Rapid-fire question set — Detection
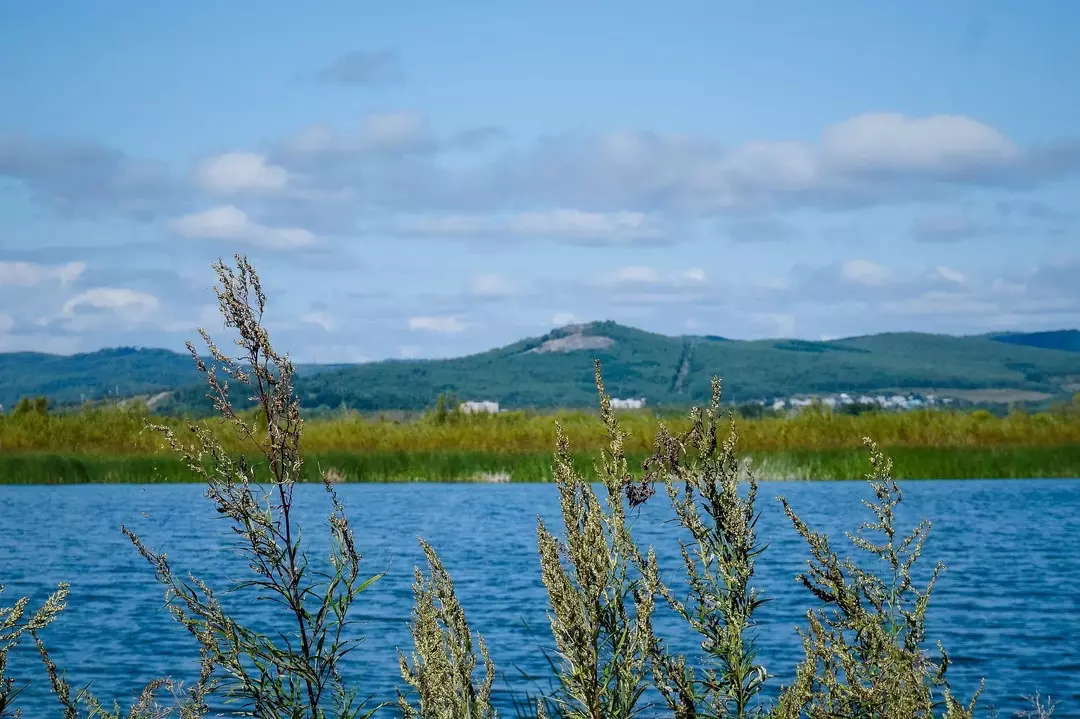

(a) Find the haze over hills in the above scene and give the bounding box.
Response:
[3,325,1078,414]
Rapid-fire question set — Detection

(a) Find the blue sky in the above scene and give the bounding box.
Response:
[1,1,1077,362]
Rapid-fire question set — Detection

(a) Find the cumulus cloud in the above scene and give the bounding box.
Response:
[61,288,160,324]
[551,311,579,326]
[819,113,1019,177]
[314,48,404,86]
[408,315,467,333]
[169,206,317,249]
[393,112,1077,217]
[193,152,289,195]
[0,260,85,286]
[7,111,1080,235]
[302,310,333,332]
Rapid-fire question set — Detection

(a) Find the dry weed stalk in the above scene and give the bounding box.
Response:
[398,538,496,719]
[123,255,382,718]
[535,361,657,719]
[771,439,981,719]
[636,377,770,719]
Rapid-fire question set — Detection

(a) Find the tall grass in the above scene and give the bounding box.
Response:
[4,444,1080,485]
[2,400,1078,456]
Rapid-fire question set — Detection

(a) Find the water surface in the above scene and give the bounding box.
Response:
[1,479,1077,717]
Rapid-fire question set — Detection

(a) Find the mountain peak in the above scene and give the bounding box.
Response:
[526,322,615,354]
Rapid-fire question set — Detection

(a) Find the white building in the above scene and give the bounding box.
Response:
[459,400,500,414]
[610,397,647,410]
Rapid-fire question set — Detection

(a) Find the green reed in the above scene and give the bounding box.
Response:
[3,445,1079,485]
[3,398,1079,457]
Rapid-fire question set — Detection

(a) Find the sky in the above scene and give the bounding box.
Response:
[1,1,1078,362]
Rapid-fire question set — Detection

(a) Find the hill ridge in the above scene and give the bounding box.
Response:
[2,324,1077,411]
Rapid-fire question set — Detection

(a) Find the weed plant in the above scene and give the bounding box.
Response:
[0,256,1062,718]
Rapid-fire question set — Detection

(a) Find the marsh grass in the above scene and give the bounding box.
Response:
[0,255,1064,718]
[3,445,1080,485]
[3,399,1078,458]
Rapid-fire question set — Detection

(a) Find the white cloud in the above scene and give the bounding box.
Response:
[399,209,667,244]
[469,274,514,297]
[408,315,467,333]
[194,152,289,195]
[61,288,160,322]
[551,312,579,326]
[169,205,316,249]
[840,259,890,287]
[934,266,966,284]
[0,260,85,286]
[398,344,421,358]
[302,310,333,332]
[821,113,1019,175]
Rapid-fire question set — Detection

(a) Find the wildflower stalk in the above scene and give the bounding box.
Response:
[637,377,769,719]
[123,254,381,718]
[398,538,496,719]
[535,361,656,719]
[772,438,981,719]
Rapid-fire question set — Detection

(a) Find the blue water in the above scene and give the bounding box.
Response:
[1,479,1078,717]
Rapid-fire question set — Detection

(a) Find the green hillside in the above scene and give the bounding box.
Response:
[4,323,1078,414]
[0,347,342,409]
[991,329,1080,353]
[153,323,1079,414]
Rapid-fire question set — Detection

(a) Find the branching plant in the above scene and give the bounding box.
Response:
[771,438,981,719]
[535,361,657,719]
[1,582,70,718]
[398,538,496,719]
[123,255,382,718]
[635,377,770,719]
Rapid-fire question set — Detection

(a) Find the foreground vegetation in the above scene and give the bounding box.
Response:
[0,257,1064,718]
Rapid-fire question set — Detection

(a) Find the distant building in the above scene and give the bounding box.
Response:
[610,397,647,410]
[459,400,500,414]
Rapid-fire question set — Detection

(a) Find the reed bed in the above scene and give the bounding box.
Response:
[2,402,1079,457]
[4,444,1079,484]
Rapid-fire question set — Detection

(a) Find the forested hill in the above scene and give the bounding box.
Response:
[6,323,1075,413]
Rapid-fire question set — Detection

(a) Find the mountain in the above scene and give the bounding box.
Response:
[990,329,1080,353]
[0,346,342,410]
[4,323,1078,413]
